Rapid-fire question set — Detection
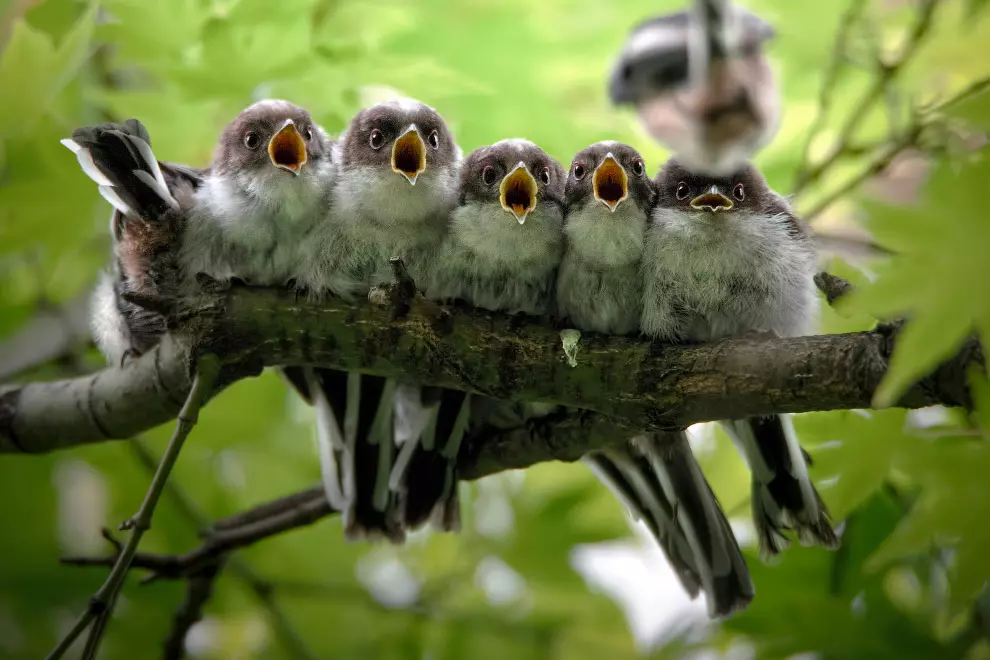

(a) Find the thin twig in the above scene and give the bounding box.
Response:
[64,493,336,581]
[163,559,224,660]
[48,354,220,660]
[112,446,324,660]
[794,0,940,196]
[803,71,990,221]
[791,0,868,190]
[211,486,325,532]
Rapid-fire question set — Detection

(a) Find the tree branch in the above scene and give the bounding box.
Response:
[48,356,220,660]
[3,275,981,479]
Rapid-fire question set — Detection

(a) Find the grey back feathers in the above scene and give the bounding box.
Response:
[425,139,565,316]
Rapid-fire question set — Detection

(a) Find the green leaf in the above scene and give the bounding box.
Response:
[0,3,95,137]
[844,151,990,406]
[944,83,990,133]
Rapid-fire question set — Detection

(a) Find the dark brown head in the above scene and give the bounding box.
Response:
[565,141,654,214]
[457,139,565,224]
[338,98,459,185]
[653,157,773,214]
[211,100,331,179]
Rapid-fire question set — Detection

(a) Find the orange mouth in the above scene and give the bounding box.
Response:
[593,154,628,212]
[268,121,307,174]
[499,163,538,224]
[391,127,427,184]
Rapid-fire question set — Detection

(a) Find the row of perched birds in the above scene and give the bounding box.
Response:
[65,95,838,619]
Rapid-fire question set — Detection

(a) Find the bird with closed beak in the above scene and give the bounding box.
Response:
[558,142,753,618]
[288,98,462,543]
[643,157,839,559]
[608,1,779,176]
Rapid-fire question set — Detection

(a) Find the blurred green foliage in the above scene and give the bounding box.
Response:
[1,0,990,658]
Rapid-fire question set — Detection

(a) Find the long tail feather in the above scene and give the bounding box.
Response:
[721,415,839,558]
[587,432,754,618]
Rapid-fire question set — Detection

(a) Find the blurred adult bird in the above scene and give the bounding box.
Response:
[608,0,779,176]
[643,157,839,558]
[557,141,753,617]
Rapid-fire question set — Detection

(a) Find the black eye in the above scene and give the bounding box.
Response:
[244,132,260,149]
[675,182,689,200]
[303,126,313,141]
[572,162,586,180]
[428,130,440,149]
[369,129,385,149]
[481,165,497,186]
[632,159,645,176]
[733,183,746,201]
[539,166,551,185]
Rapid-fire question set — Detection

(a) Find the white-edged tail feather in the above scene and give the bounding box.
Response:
[125,133,174,206]
[305,367,349,511]
[98,185,133,217]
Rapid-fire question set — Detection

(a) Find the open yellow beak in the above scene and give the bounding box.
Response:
[268,120,308,175]
[499,162,538,224]
[593,153,629,212]
[391,125,427,185]
[689,185,734,212]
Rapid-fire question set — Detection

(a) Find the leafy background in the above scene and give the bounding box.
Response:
[1,0,989,657]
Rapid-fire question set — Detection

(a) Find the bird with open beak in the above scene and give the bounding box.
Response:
[557,142,753,618]
[300,97,461,296]
[557,141,653,335]
[181,99,336,289]
[425,139,565,313]
[62,119,204,366]
[608,1,779,176]
[287,98,462,543]
[643,157,839,559]
[386,139,566,538]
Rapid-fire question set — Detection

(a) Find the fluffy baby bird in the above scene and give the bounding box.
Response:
[426,139,565,313]
[389,140,567,534]
[301,97,461,297]
[558,142,753,617]
[67,101,336,366]
[64,119,203,365]
[181,99,336,288]
[287,99,462,542]
[643,157,839,558]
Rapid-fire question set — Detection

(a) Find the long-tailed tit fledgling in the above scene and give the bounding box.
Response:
[287,98,462,542]
[643,157,839,558]
[389,139,567,535]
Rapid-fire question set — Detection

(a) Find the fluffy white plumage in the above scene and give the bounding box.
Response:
[558,201,647,334]
[89,272,131,366]
[426,199,563,315]
[641,206,818,341]
[181,155,337,288]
